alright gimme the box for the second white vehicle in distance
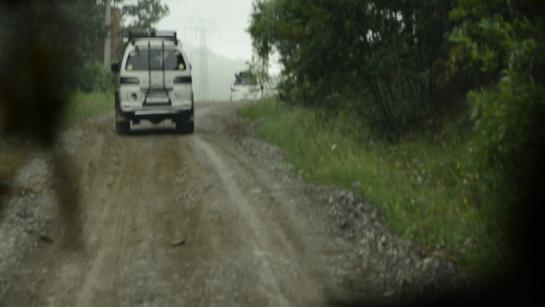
[230,71,263,101]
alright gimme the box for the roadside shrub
[74,61,115,93]
[449,0,545,267]
[240,101,507,274]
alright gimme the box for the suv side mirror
[111,63,120,73]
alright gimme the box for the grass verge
[240,100,508,276]
[64,91,113,125]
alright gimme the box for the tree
[249,0,457,135]
[121,0,170,33]
[247,54,269,92]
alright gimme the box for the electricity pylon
[185,18,217,101]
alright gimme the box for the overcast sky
[156,0,255,61]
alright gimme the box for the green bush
[450,0,545,240]
[74,61,116,93]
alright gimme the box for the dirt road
[1,101,359,306]
[0,101,461,306]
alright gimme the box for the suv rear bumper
[115,91,193,122]
[116,110,193,122]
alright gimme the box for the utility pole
[104,0,112,69]
[186,18,217,101]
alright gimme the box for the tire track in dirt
[1,102,349,307]
[189,135,318,306]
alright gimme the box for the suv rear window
[125,48,185,71]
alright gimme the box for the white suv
[230,71,263,101]
[111,31,194,134]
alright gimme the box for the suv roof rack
[128,30,178,44]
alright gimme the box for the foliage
[75,61,116,93]
[1,0,169,93]
[249,0,458,135]
[449,0,545,224]
[121,0,170,33]
[248,0,545,273]
[72,0,108,64]
[0,1,99,95]
[247,55,270,89]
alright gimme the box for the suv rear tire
[175,118,194,134]
[183,120,195,134]
[175,108,194,134]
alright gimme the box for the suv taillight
[120,77,140,85]
[174,76,192,84]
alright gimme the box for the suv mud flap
[115,91,131,121]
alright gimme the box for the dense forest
[247,0,545,272]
